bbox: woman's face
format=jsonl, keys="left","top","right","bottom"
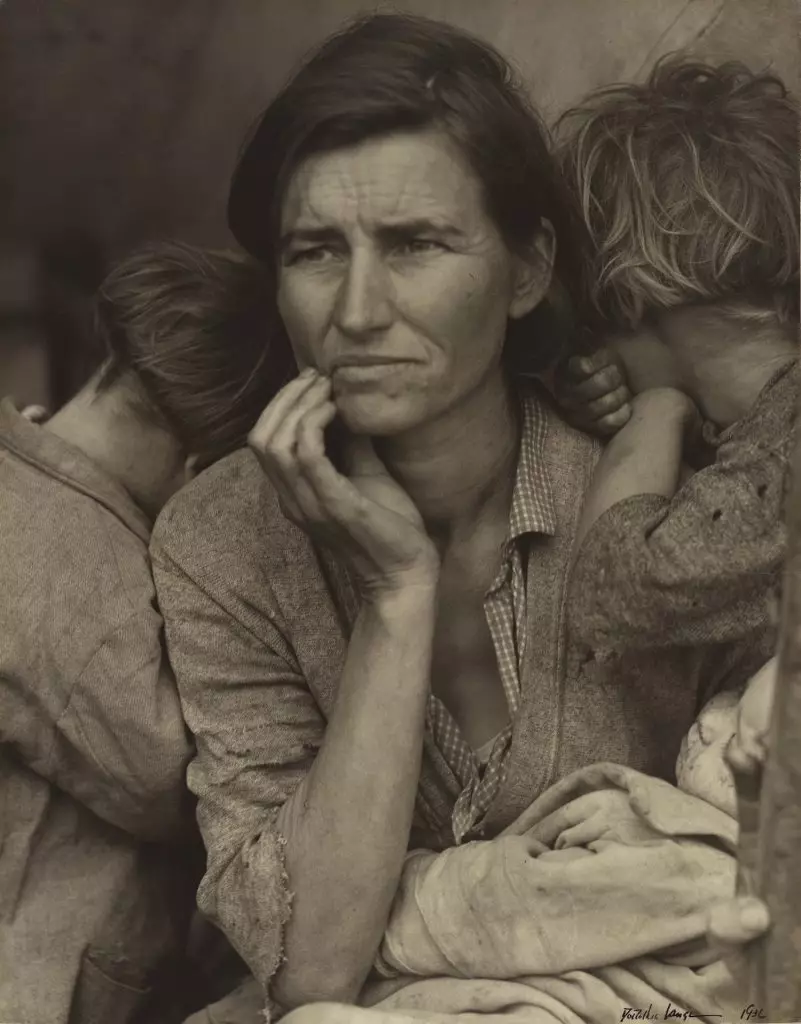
{"left": 276, "top": 129, "right": 551, "bottom": 435}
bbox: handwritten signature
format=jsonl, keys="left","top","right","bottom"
{"left": 620, "top": 1003, "right": 766, "bottom": 1022}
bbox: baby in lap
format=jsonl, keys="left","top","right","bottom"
{"left": 676, "top": 657, "right": 775, "bottom": 816}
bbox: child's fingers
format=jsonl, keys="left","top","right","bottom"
{"left": 562, "top": 365, "right": 625, "bottom": 404}
{"left": 585, "top": 385, "right": 631, "bottom": 419}
{"left": 594, "top": 404, "right": 633, "bottom": 435}
{"left": 564, "top": 348, "right": 620, "bottom": 381}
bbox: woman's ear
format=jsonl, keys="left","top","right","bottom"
{"left": 509, "top": 218, "right": 556, "bottom": 320}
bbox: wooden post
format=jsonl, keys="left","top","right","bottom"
{"left": 739, "top": 395, "right": 801, "bottom": 1020}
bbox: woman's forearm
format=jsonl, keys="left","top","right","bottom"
{"left": 575, "top": 388, "right": 695, "bottom": 551}
{"left": 272, "top": 582, "right": 438, "bottom": 1009}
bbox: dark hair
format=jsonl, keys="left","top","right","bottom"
{"left": 556, "top": 55, "right": 800, "bottom": 328}
{"left": 227, "top": 13, "right": 590, "bottom": 372}
{"left": 95, "top": 241, "right": 294, "bottom": 464}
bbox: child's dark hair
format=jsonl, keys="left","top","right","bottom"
{"left": 556, "top": 55, "right": 800, "bottom": 328}
{"left": 227, "top": 12, "right": 590, "bottom": 371}
{"left": 95, "top": 241, "right": 294, "bottom": 464}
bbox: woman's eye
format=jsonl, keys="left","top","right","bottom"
{"left": 289, "top": 247, "right": 334, "bottom": 265}
{"left": 397, "top": 239, "right": 444, "bottom": 256}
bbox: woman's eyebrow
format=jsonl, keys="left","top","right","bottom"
{"left": 280, "top": 226, "right": 342, "bottom": 251}
{"left": 280, "top": 218, "right": 466, "bottom": 252}
{"left": 378, "top": 218, "right": 465, "bottom": 240}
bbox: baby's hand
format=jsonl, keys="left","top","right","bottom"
{"left": 553, "top": 348, "right": 632, "bottom": 437}
{"left": 727, "top": 657, "right": 777, "bottom": 778}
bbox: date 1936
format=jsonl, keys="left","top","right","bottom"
{"left": 740, "top": 1006, "right": 767, "bottom": 1021}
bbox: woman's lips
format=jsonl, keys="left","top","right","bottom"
{"left": 331, "top": 360, "right": 414, "bottom": 381}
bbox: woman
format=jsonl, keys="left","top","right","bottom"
{"left": 150, "top": 14, "right": 778, "bottom": 1019}
{"left": 0, "top": 241, "right": 284, "bottom": 1024}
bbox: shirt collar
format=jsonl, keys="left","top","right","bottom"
{"left": 507, "top": 388, "right": 556, "bottom": 542}
{"left": 0, "top": 397, "right": 152, "bottom": 542}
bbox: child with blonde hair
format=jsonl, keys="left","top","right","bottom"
{"left": 553, "top": 56, "right": 798, "bottom": 1000}
{"left": 553, "top": 56, "right": 798, "bottom": 656}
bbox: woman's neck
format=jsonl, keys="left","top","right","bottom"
{"left": 44, "top": 372, "right": 186, "bottom": 519}
{"left": 374, "top": 369, "right": 519, "bottom": 544}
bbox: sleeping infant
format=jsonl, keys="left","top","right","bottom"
{"left": 676, "top": 657, "right": 775, "bottom": 815}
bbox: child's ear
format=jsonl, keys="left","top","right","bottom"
{"left": 184, "top": 454, "right": 201, "bottom": 483}
{"left": 509, "top": 218, "right": 556, "bottom": 320}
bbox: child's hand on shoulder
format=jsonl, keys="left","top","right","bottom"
{"left": 553, "top": 347, "right": 632, "bottom": 437}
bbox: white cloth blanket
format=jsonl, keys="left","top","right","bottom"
{"left": 282, "top": 763, "right": 742, "bottom": 1024}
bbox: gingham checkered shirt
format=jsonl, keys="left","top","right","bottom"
{"left": 426, "top": 393, "right": 556, "bottom": 843}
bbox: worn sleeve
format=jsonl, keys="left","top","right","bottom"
{"left": 52, "top": 605, "right": 194, "bottom": 841}
{"left": 150, "top": 540, "right": 325, "bottom": 993}
{"left": 568, "top": 432, "right": 791, "bottom": 652}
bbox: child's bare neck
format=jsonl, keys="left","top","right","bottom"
{"left": 657, "top": 305, "right": 797, "bottom": 428}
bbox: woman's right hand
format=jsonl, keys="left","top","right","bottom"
{"left": 248, "top": 368, "right": 440, "bottom": 598}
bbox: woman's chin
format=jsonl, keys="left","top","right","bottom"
{"left": 334, "top": 394, "right": 420, "bottom": 438}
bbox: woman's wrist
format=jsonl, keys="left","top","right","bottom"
{"left": 364, "top": 571, "right": 440, "bottom": 616}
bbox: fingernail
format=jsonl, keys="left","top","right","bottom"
{"left": 741, "top": 900, "right": 770, "bottom": 931}
{"left": 299, "top": 367, "right": 316, "bottom": 378}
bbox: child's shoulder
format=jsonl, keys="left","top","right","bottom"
{"left": 734, "top": 359, "right": 798, "bottom": 449}
{"left": 700, "top": 359, "right": 797, "bottom": 471}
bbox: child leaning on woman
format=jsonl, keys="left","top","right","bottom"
{"left": 553, "top": 54, "right": 798, "bottom": 975}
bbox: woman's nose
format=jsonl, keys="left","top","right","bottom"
{"left": 334, "top": 251, "right": 393, "bottom": 336}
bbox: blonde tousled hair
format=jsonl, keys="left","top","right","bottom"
{"left": 556, "top": 56, "right": 799, "bottom": 329}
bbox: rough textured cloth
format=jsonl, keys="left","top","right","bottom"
{"left": 569, "top": 360, "right": 798, "bottom": 652}
{"left": 281, "top": 763, "right": 739, "bottom": 1024}
{"left": 0, "top": 399, "right": 195, "bottom": 1024}
{"left": 150, "top": 383, "right": 776, "bottom": 1012}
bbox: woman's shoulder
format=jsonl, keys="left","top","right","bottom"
{"left": 152, "top": 447, "right": 312, "bottom": 575}
{"left": 157, "top": 447, "right": 266, "bottom": 528}
{"left": 151, "top": 448, "right": 352, "bottom": 652}
{"left": 520, "top": 379, "right": 602, "bottom": 472}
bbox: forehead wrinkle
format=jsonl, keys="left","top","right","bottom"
{"left": 283, "top": 137, "right": 482, "bottom": 236}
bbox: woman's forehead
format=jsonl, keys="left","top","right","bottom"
{"left": 279, "top": 129, "right": 486, "bottom": 235}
